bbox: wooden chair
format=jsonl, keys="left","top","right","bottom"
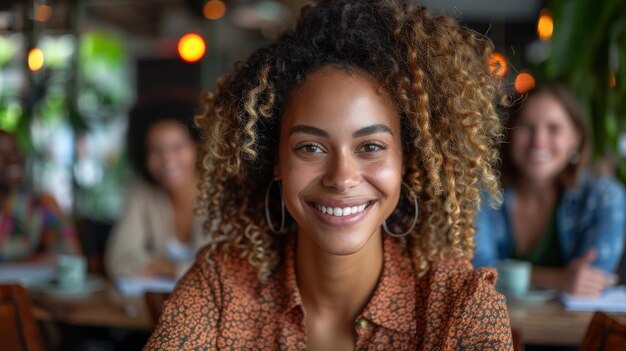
{"left": 0, "top": 284, "right": 46, "bottom": 351}
{"left": 581, "top": 312, "right": 626, "bottom": 351}
{"left": 144, "top": 291, "right": 171, "bottom": 325}
{"left": 511, "top": 328, "right": 524, "bottom": 351}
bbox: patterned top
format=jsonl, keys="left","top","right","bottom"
{"left": 144, "top": 235, "right": 513, "bottom": 350}
{"left": 0, "top": 188, "right": 79, "bottom": 261}
{"left": 473, "top": 173, "right": 626, "bottom": 272}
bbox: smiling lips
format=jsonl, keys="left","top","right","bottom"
{"left": 313, "top": 201, "right": 372, "bottom": 217}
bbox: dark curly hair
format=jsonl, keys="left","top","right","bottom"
{"left": 126, "top": 89, "right": 201, "bottom": 185}
{"left": 195, "top": 0, "right": 505, "bottom": 282}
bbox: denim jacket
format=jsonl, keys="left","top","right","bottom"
{"left": 473, "top": 174, "right": 626, "bottom": 272}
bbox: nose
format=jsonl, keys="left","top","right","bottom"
{"left": 529, "top": 126, "right": 548, "bottom": 147}
{"left": 322, "top": 151, "right": 360, "bottom": 193}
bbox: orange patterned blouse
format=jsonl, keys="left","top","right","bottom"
{"left": 144, "top": 235, "right": 513, "bottom": 350}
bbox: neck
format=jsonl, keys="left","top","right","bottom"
{"left": 515, "top": 178, "right": 559, "bottom": 209}
{"left": 296, "top": 231, "right": 383, "bottom": 322}
{"left": 165, "top": 176, "right": 197, "bottom": 204}
{"left": 516, "top": 177, "right": 557, "bottom": 197}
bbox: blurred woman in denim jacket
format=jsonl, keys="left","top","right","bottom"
{"left": 473, "top": 85, "right": 625, "bottom": 297}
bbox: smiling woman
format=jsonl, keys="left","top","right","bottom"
{"left": 144, "top": 0, "right": 512, "bottom": 350}
{"left": 105, "top": 93, "right": 207, "bottom": 280}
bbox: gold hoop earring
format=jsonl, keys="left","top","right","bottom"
{"left": 265, "top": 178, "right": 285, "bottom": 233}
{"left": 382, "top": 182, "right": 418, "bottom": 238}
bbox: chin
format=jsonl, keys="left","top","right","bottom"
{"left": 300, "top": 225, "right": 381, "bottom": 257}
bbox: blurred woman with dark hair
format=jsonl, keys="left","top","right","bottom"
{"left": 105, "top": 93, "right": 206, "bottom": 279}
{"left": 474, "top": 85, "right": 626, "bottom": 297}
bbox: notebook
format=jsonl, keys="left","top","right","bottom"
{"left": 560, "top": 285, "right": 626, "bottom": 312}
{"left": 115, "top": 277, "right": 176, "bottom": 296}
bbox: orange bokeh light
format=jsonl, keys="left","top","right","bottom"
{"left": 610, "top": 73, "right": 616, "bottom": 88}
{"left": 515, "top": 72, "right": 536, "bottom": 94}
{"left": 35, "top": 4, "right": 52, "bottom": 22}
{"left": 488, "top": 52, "right": 508, "bottom": 78}
{"left": 537, "top": 9, "right": 553, "bottom": 41}
{"left": 28, "top": 48, "right": 44, "bottom": 71}
{"left": 203, "top": 0, "right": 226, "bottom": 20}
{"left": 178, "top": 33, "right": 206, "bottom": 63}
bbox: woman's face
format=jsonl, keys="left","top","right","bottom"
{"left": 146, "top": 120, "right": 197, "bottom": 190}
{"left": 276, "top": 67, "right": 403, "bottom": 256}
{"left": 511, "top": 93, "right": 580, "bottom": 184}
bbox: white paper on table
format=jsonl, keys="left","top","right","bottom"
{"left": 0, "top": 263, "right": 55, "bottom": 284}
{"left": 115, "top": 277, "right": 176, "bottom": 296}
{"left": 560, "top": 285, "right": 626, "bottom": 312}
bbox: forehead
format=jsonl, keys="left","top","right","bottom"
{"left": 280, "top": 67, "right": 400, "bottom": 132}
{"left": 518, "top": 94, "right": 573, "bottom": 126}
{"left": 146, "top": 120, "right": 188, "bottom": 139}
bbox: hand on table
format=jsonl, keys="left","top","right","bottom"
{"left": 142, "top": 259, "right": 176, "bottom": 278}
{"left": 561, "top": 250, "right": 616, "bottom": 297}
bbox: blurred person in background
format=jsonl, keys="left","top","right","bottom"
{"left": 105, "top": 93, "right": 206, "bottom": 279}
{"left": 0, "top": 129, "right": 80, "bottom": 261}
{"left": 473, "top": 85, "right": 626, "bottom": 297}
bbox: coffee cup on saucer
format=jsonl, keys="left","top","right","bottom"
{"left": 496, "top": 259, "right": 531, "bottom": 298}
{"left": 56, "top": 255, "right": 87, "bottom": 290}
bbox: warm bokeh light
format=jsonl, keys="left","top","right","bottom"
{"left": 537, "top": 9, "right": 553, "bottom": 41}
{"left": 203, "top": 0, "right": 226, "bottom": 20}
{"left": 610, "top": 73, "right": 616, "bottom": 88}
{"left": 178, "top": 33, "right": 206, "bottom": 63}
{"left": 515, "top": 72, "right": 536, "bottom": 94}
{"left": 28, "top": 48, "right": 44, "bottom": 71}
{"left": 35, "top": 4, "right": 53, "bottom": 22}
{"left": 488, "top": 52, "right": 508, "bottom": 77}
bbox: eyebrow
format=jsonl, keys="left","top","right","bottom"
{"left": 289, "top": 125, "right": 328, "bottom": 137}
{"left": 352, "top": 124, "right": 393, "bottom": 138}
{"left": 288, "top": 124, "right": 393, "bottom": 138}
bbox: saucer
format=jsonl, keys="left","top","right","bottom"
{"left": 27, "top": 275, "right": 106, "bottom": 298}
{"left": 509, "top": 289, "right": 557, "bottom": 305}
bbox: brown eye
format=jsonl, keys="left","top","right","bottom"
{"left": 295, "top": 142, "right": 325, "bottom": 154}
{"left": 357, "top": 142, "right": 386, "bottom": 153}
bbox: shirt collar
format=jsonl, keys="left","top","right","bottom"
{"left": 360, "top": 235, "right": 417, "bottom": 334}
{"left": 279, "top": 235, "right": 417, "bottom": 335}
{"left": 281, "top": 237, "right": 303, "bottom": 315}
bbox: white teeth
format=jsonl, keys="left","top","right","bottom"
{"left": 315, "top": 202, "right": 369, "bottom": 217}
{"left": 529, "top": 149, "right": 551, "bottom": 161}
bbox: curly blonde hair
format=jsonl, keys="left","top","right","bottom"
{"left": 195, "top": 0, "right": 504, "bottom": 282}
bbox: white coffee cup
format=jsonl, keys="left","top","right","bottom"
{"left": 56, "top": 255, "right": 87, "bottom": 289}
{"left": 496, "top": 259, "right": 531, "bottom": 297}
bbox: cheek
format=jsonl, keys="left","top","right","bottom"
{"left": 147, "top": 153, "right": 159, "bottom": 171}
{"left": 280, "top": 160, "right": 316, "bottom": 202}
{"left": 511, "top": 131, "right": 530, "bottom": 149}
{"left": 365, "top": 154, "right": 403, "bottom": 198}
{"left": 181, "top": 147, "right": 197, "bottom": 167}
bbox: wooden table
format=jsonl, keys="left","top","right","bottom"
{"left": 508, "top": 300, "right": 626, "bottom": 346}
{"left": 30, "top": 281, "right": 153, "bottom": 331}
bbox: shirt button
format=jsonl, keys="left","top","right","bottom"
{"left": 358, "top": 319, "right": 369, "bottom": 329}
